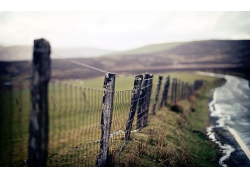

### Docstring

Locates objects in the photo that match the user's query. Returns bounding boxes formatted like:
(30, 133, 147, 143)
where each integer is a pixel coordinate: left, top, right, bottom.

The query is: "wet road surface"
(196, 71, 250, 167)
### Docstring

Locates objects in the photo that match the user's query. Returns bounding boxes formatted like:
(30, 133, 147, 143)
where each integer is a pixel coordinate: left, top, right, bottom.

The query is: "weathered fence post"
(125, 74, 143, 141)
(163, 76, 170, 106)
(170, 78, 174, 103)
(176, 79, 179, 101)
(151, 75, 163, 115)
(189, 83, 193, 96)
(184, 82, 188, 99)
(186, 82, 190, 98)
(175, 79, 178, 104)
(136, 73, 149, 129)
(96, 73, 116, 167)
(181, 81, 184, 99)
(194, 80, 203, 90)
(28, 38, 51, 167)
(194, 80, 198, 91)
(178, 80, 182, 100)
(177, 79, 180, 101)
(172, 78, 177, 105)
(143, 74, 153, 126)
(159, 75, 170, 109)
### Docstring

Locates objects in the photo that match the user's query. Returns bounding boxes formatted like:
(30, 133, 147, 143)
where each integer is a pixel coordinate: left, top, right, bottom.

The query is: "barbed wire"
(71, 60, 107, 74)
(52, 52, 143, 80)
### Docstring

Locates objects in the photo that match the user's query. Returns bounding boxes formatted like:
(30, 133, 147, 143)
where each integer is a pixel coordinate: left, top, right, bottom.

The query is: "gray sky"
(0, 11, 250, 50)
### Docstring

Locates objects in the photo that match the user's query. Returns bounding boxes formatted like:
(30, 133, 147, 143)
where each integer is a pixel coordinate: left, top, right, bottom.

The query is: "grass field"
(109, 75, 225, 166)
(0, 71, 223, 167)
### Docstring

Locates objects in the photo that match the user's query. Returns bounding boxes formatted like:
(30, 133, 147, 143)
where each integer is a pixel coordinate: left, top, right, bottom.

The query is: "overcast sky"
(0, 11, 250, 50)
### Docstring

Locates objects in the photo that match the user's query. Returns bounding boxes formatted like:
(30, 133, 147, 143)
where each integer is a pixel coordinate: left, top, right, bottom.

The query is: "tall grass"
(109, 76, 225, 167)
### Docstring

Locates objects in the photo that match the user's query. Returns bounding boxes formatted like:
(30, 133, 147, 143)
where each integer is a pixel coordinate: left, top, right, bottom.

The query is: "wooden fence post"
(28, 38, 51, 167)
(176, 79, 178, 102)
(175, 79, 178, 101)
(177, 79, 180, 101)
(194, 80, 198, 91)
(187, 83, 190, 97)
(96, 73, 116, 167)
(125, 74, 143, 141)
(189, 83, 193, 96)
(170, 78, 174, 103)
(184, 82, 188, 99)
(176, 79, 178, 103)
(151, 75, 163, 115)
(143, 74, 153, 126)
(179, 80, 182, 100)
(181, 81, 185, 99)
(163, 76, 170, 106)
(173, 78, 177, 105)
(136, 73, 149, 129)
(159, 75, 169, 109)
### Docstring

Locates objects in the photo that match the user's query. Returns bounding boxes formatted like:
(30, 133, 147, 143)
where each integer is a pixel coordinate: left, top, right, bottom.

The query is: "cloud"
(0, 11, 249, 50)
(214, 12, 250, 36)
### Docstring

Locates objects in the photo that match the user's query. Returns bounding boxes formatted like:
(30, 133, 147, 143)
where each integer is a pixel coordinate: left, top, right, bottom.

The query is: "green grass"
(108, 75, 225, 167)
(0, 71, 224, 167)
(0, 75, 135, 167)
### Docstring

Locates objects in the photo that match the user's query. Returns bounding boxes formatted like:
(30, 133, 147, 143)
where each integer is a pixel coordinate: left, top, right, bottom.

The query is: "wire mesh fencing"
(0, 38, 205, 167)
(0, 78, 30, 167)
(47, 81, 104, 167)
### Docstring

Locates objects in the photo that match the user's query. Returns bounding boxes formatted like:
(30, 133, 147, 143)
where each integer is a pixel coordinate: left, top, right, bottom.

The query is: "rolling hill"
(0, 46, 116, 61)
(1, 40, 249, 80)
(106, 41, 186, 56)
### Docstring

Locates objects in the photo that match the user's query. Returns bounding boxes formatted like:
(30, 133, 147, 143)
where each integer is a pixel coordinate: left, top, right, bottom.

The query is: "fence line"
(0, 38, 205, 167)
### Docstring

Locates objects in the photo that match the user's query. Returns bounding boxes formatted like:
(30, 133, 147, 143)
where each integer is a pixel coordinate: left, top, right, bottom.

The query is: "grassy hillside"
(0, 46, 32, 61)
(163, 40, 250, 65)
(1, 40, 249, 80)
(107, 42, 186, 56)
(109, 73, 225, 167)
(0, 71, 225, 166)
(102, 40, 250, 68)
(0, 46, 115, 61)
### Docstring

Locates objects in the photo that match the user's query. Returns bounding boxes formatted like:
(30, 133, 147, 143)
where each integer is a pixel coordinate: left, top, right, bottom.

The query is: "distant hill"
(1, 40, 249, 80)
(0, 46, 116, 61)
(106, 42, 186, 56)
(0, 46, 32, 61)
(93, 40, 250, 69)
(52, 47, 116, 59)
